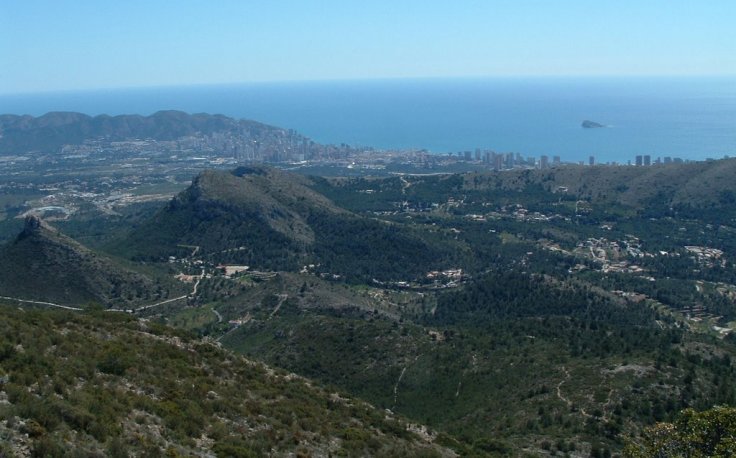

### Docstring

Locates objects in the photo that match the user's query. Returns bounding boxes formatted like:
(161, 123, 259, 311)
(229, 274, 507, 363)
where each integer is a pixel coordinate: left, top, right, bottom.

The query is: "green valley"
(3, 120, 736, 456)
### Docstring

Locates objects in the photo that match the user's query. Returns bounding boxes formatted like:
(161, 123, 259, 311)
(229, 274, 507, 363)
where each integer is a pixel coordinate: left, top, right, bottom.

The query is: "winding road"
(2, 267, 205, 314)
(133, 267, 204, 312)
(556, 366, 592, 418)
(269, 294, 289, 319)
(0, 295, 83, 311)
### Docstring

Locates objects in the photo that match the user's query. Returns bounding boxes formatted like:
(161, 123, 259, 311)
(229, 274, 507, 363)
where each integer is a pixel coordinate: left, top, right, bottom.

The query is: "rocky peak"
(20, 215, 57, 239)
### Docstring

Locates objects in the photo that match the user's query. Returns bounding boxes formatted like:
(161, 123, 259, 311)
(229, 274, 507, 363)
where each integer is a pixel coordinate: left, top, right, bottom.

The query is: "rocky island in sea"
(582, 120, 606, 128)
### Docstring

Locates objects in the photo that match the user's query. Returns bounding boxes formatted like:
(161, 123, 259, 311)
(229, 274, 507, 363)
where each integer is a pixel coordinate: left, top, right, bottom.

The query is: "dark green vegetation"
(0, 216, 180, 308)
(116, 166, 457, 282)
(196, 161, 736, 455)
(220, 270, 736, 456)
(4, 158, 736, 455)
(0, 305, 452, 457)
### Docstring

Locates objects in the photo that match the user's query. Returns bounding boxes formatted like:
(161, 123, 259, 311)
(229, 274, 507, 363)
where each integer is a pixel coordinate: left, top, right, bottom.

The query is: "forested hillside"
(4, 160, 736, 456)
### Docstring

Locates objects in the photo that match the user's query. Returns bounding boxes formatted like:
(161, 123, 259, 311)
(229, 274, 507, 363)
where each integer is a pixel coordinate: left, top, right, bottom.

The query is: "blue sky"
(1, 0, 735, 94)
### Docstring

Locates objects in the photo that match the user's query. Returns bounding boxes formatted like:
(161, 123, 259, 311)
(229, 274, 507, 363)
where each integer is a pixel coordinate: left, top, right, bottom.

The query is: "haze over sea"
(2, 77, 735, 164)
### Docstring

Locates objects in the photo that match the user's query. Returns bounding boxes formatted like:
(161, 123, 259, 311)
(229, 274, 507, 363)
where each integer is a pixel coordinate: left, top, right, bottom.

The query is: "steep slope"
(0, 216, 166, 308)
(0, 305, 455, 457)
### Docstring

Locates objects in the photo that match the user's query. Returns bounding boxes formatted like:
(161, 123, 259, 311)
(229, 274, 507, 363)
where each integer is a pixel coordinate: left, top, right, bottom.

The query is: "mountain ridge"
(456, 158, 736, 210)
(0, 110, 293, 154)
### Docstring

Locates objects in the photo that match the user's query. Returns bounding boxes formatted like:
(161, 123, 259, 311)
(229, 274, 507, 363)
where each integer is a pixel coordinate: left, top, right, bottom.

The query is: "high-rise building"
(644, 155, 651, 166)
(494, 154, 503, 171)
(540, 155, 549, 169)
(506, 152, 514, 168)
(635, 155, 643, 166)
(553, 155, 561, 166)
(589, 156, 595, 166)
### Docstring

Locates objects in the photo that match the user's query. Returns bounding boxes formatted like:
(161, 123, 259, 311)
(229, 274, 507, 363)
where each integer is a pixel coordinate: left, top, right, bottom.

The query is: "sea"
(1, 77, 735, 164)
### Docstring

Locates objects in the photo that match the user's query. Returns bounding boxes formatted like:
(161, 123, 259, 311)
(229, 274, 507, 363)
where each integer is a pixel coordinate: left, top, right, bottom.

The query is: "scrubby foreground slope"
(0, 305, 454, 457)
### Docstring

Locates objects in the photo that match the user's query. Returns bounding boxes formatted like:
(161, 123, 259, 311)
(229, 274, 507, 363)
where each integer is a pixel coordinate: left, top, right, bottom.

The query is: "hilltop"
(117, 166, 455, 282)
(116, 166, 340, 269)
(0, 216, 174, 308)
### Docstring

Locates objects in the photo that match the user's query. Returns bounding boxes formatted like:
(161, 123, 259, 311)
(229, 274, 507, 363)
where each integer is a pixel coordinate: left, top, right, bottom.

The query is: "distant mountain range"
(460, 158, 736, 209)
(0, 110, 293, 154)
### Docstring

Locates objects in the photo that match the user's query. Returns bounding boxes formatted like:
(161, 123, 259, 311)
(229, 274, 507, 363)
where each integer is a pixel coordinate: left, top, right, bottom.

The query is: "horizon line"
(3, 73, 736, 97)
